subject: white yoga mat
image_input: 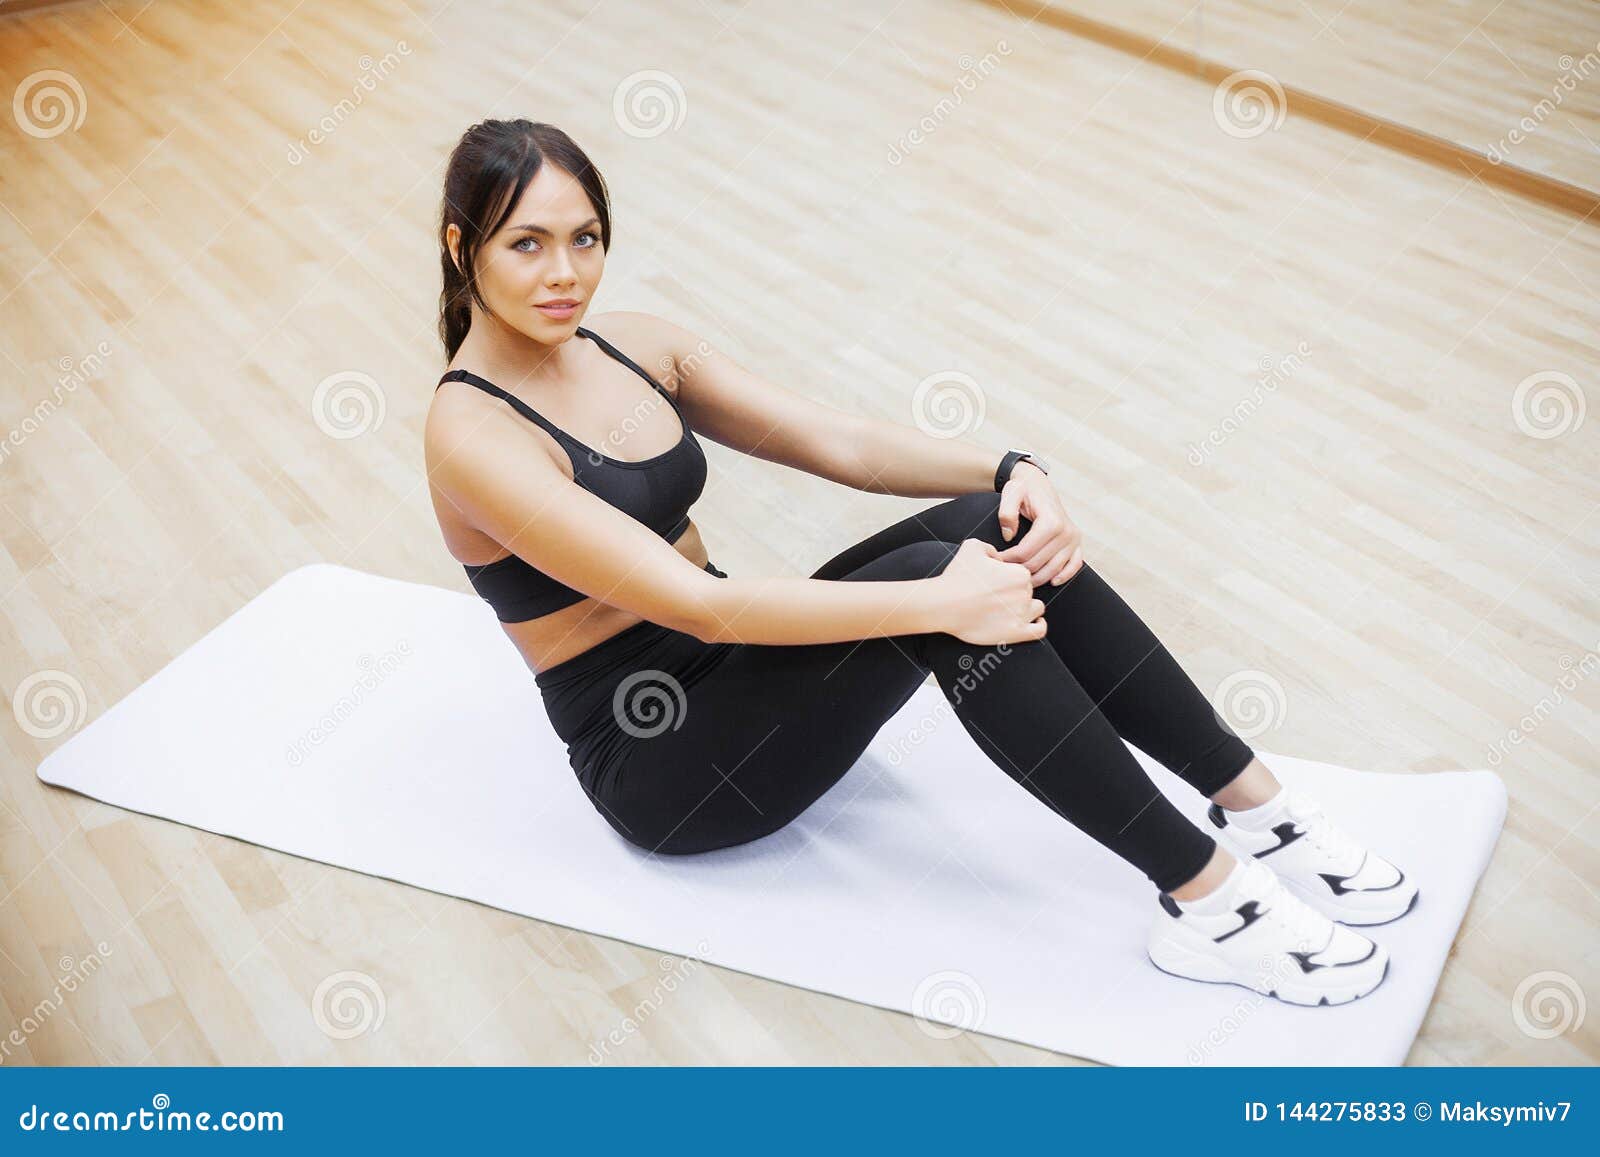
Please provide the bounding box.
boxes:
[37,563,1505,1066]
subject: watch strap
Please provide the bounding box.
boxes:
[994,449,1040,491]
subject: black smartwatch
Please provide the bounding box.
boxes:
[994,449,1047,491]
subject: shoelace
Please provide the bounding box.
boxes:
[1283,790,1365,870]
[1241,861,1331,953]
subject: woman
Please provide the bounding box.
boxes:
[423,120,1417,1009]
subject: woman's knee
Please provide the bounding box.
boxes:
[932,489,1032,551]
[840,538,961,582]
[853,491,1044,581]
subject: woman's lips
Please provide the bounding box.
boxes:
[535,301,579,318]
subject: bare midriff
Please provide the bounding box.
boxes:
[497,519,709,675]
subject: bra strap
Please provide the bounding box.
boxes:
[435,368,580,448]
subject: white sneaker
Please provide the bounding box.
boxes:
[1207,786,1419,926]
[1147,858,1391,1007]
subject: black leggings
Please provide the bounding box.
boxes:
[533,491,1255,893]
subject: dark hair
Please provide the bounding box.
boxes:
[437,120,612,361]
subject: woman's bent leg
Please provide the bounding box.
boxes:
[810,492,1256,796]
[599,539,1220,893]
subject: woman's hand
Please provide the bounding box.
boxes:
[993,461,1084,586]
[932,538,1047,646]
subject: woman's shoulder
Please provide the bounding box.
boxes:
[582,309,684,358]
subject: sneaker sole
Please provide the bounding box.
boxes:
[1147,926,1392,1007]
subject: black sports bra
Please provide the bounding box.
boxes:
[437,326,710,623]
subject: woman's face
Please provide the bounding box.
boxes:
[455,163,605,341]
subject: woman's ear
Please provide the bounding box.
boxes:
[446,223,463,275]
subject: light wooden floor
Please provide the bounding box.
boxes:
[1045,0,1600,189]
[1,0,1595,1065]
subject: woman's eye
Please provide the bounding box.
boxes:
[514,232,598,252]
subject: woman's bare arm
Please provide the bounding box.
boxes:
[615,310,1022,496]
[426,399,962,646]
